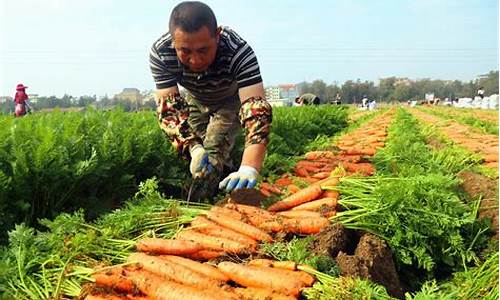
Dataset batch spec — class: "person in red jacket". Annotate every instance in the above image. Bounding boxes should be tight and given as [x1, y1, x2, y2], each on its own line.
[14, 84, 31, 117]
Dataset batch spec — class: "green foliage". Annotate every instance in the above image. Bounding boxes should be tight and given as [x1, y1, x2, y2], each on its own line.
[373, 108, 480, 176]
[302, 269, 393, 300]
[334, 175, 489, 283]
[0, 178, 203, 300]
[406, 252, 499, 300]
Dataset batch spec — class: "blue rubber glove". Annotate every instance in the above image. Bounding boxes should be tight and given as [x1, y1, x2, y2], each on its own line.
[219, 165, 258, 192]
[189, 144, 213, 178]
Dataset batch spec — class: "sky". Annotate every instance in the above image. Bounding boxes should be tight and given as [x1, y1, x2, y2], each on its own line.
[0, 0, 498, 97]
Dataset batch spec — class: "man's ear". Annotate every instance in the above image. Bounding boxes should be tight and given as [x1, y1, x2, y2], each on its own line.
[216, 26, 222, 42]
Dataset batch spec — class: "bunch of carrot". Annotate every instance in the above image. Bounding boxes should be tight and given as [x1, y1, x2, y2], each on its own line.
[86, 252, 316, 299]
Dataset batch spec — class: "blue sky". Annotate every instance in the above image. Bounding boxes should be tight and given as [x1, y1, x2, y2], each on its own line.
[1, 0, 498, 97]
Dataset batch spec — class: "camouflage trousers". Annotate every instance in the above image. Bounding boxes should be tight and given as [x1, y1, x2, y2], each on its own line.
[186, 93, 242, 175]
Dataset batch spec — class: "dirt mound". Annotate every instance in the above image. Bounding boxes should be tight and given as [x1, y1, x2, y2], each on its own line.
[458, 171, 499, 239]
[336, 234, 404, 299]
[309, 223, 353, 257]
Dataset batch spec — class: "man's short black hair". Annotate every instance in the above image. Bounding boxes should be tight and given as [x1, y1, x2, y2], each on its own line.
[169, 1, 217, 37]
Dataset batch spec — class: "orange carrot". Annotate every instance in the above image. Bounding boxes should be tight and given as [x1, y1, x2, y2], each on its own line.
[291, 197, 337, 211]
[247, 259, 297, 271]
[311, 172, 331, 179]
[274, 177, 294, 186]
[85, 294, 143, 300]
[190, 216, 258, 247]
[281, 217, 330, 235]
[204, 211, 273, 242]
[136, 238, 202, 255]
[304, 151, 335, 160]
[260, 188, 272, 197]
[323, 210, 337, 218]
[277, 210, 322, 219]
[341, 162, 375, 176]
[160, 255, 229, 282]
[176, 229, 250, 253]
[227, 203, 275, 221]
[127, 253, 224, 288]
[232, 287, 297, 300]
[267, 185, 323, 212]
[287, 184, 301, 194]
[217, 262, 305, 296]
[185, 250, 222, 261]
[210, 206, 244, 220]
[343, 148, 376, 156]
[260, 182, 282, 194]
[322, 190, 339, 199]
[92, 270, 136, 293]
[294, 167, 309, 178]
[125, 269, 234, 300]
[318, 177, 340, 188]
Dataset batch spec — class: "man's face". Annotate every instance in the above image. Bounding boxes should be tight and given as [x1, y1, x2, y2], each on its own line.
[173, 26, 220, 73]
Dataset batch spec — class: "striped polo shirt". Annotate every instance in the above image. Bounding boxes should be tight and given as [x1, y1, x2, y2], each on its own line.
[149, 27, 262, 103]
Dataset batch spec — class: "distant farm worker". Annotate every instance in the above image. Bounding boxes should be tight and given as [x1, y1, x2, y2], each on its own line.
[477, 86, 485, 99]
[298, 93, 321, 105]
[14, 83, 32, 118]
[149, 1, 272, 201]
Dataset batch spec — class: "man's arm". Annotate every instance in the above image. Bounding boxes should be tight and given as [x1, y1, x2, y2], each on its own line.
[238, 82, 272, 172]
[156, 86, 203, 157]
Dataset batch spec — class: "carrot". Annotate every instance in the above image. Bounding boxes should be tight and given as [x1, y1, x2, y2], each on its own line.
[483, 153, 498, 162]
[304, 151, 335, 160]
[281, 217, 330, 235]
[136, 238, 202, 255]
[204, 211, 273, 242]
[287, 184, 301, 194]
[232, 287, 297, 300]
[291, 197, 337, 211]
[85, 294, 141, 300]
[127, 253, 224, 288]
[343, 148, 376, 156]
[176, 229, 250, 253]
[318, 177, 340, 188]
[260, 182, 282, 194]
[185, 250, 222, 261]
[277, 210, 322, 219]
[227, 203, 276, 221]
[210, 206, 244, 220]
[301, 177, 320, 184]
[294, 167, 309, 178]
[311, 172, 331, 179]
[125, 269, 233, 300]
[248, 259, 297, 271]
[92, 269, 136, 293]
[323, 210, 337, 218]
[191, 216, 258, 247]
[274, 177, 294, 186]
[257, 219, 285, 233]
[260, 187, 272, 197]
[217, 262, 305, 296]
[160, 255, 229, 282]
[341, 162, 375, 176]
[322, 190, 339, 199]
[267, 185, 323, 212]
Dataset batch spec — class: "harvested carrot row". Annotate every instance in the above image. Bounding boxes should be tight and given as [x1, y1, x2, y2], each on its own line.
[176, 229, 250, 254]
[294, 167, 310, 178]
[304, 151, 335, 160]
[290, 197, 337, 211]
[136, 238, 202, 255]
[204, 211, 273, 242]
[267, 185, 323, 212]
[217, 262, 305, 296]
[125, 269, 232, 300]
[160, 255, 229, 282]
[190, 216, 258, 248]
[127, 252, 224, 288]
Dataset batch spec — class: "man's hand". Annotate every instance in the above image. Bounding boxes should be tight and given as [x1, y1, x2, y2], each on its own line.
[219, 165, 258, 191]
[189, 145, 213, 178]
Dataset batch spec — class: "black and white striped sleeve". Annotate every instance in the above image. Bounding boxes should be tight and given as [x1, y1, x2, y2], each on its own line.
[232, 43, 263, 88]
[149, 45, 178, 89]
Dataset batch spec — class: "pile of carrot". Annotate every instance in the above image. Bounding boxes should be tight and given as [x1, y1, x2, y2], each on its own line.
[85, 250, 316, 299]
[260, 111, 394, 217]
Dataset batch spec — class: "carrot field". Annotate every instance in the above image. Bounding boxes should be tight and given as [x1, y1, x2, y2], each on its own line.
[0, 105, 498, 300]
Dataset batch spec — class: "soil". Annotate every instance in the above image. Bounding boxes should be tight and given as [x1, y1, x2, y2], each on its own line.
[458, 171, 499, 239]
[426, 136, 445, 150]
[217, 188, 266, 207]
[336, 234, 404, 299]
[309, 223, 355, 257]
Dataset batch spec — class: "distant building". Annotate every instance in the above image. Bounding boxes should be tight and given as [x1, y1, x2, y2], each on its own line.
[28, 94, 39, 103]
[115, 88, 142, 103]
[394, 78, 411, 86]
[264, 84, 299, 106]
